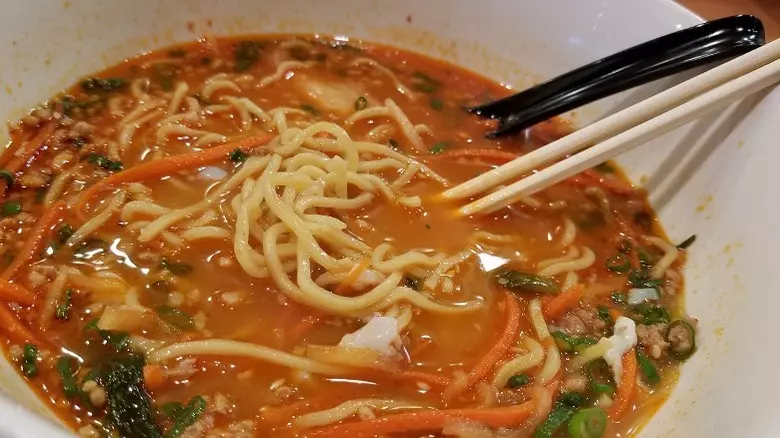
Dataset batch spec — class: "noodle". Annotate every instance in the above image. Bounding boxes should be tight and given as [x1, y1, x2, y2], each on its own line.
[292, 399, 427, 429]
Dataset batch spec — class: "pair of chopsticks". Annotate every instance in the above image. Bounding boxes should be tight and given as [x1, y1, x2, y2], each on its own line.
[443, 38, 780, 216]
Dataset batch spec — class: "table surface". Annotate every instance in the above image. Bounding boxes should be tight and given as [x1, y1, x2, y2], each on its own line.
[678, 0, 779, 39]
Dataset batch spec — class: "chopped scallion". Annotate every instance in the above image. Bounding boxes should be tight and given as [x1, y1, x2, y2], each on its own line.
[428, 141, 449, 154]
[0, 169, 14, 188]
[55, 289, 73, 320]
[567, 407, 607, 438]
[155, 305, 195, 330]
[496, 270, 559, 294]
[1, 201, 21, 217]
[507, 373, 530, 388]
[21, 343, 38, 377]
[229, 148, 248, 163]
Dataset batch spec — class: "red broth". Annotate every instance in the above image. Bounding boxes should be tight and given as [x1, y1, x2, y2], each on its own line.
[0, 35, 694, 438]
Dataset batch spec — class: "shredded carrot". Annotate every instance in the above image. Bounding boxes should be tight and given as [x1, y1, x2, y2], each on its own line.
[0, 124, 56, 199]
[143, 364, 166, 391]
[542, 283, 585, 320]
[0, 304, 38, 345]
[335, 256, 371, 294]
[608, 348, 638, 421]
[0, 279, 36, 306]
[463, 291, 521, 389]
[74, 134, 272, 220]
[438, 148, 519, 165]
[305, 401, 535, 438]
[1, 201, 68, 281]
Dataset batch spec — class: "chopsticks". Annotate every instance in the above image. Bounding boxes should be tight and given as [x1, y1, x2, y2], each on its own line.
[443, 38, 780, 216]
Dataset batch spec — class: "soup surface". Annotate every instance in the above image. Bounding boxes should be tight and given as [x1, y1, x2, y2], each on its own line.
[0, 35, 696, 438]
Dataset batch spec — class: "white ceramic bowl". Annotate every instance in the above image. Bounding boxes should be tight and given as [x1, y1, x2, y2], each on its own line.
[0, 1, 777, 436]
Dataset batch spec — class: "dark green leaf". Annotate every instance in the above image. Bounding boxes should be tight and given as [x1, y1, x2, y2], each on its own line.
[636, 350, 660, 385]
[534, 403, 577, 438]
[0, 170, 14, 188]
[300, 104, 320, 115]
[597, 306, 611, 327]
[55, 289, 73, 320]
[429, 98, 444, 111]
[161, 402, 184, 419]
[87, 153, 123, 172]
[234, 41, 262, 72]
[354, 96, 368, 111]
[506, 374, 530, 389]
[81, 78, 126, 93]
[165, 396, 206, 438]
[229, 148, 248, 163]
[604, 253, 630, 273]
[403, 276, 421, 291]
[428, 141, 449, 155]
[22, 343, 38, 377]
[677, 234, 697, 250]
[155, 305, 195, 330]
[159, 258, 192, 276]
[610, 291, 627, 305]
[154, 63, 178, 92]
[101, 354, 164, 438]
[1, 201, 21, 217]
[552, 331, 597, 352]
[84, 318, 130, 351]
[632, 304, 671, 325]
[57, 224, 74, 244]
[56, 356, 80, 398]
[495, 270, 559, 294]
[411, 72, 442, 93]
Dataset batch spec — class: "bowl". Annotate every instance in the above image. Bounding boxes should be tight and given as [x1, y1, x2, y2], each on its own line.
[0, 1, 777, 436]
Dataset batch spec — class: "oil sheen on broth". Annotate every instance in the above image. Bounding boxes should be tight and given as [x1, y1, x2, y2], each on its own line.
[0, 35, 696, 438]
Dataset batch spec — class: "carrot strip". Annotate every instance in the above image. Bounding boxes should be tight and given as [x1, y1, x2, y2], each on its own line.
[463, 291, 521, 389]
[74, 135, 272, 220]
[608, 348, 638, 421]
[0, 124, 56, 199]
[0, 304, 38, 345]
[568, 169, 635, 196]
[335, 256, 370, 294]
[1, 201, 68, 280]
[0, 279, 36, 306]
[305, 401, 535, 438]
[143, 364, 166, 391]
[542, 283, 585, 320]
[438, 148, 519, 165]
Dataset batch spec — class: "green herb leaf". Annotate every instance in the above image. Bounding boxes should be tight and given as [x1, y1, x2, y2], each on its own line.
[165, 396, 207, 438]
[22, 343, 38, 377]
[161, 402, 185, 418]
[552, 331, 597, 352]
[677, 234, 697, 250]
[354, 96, 368, 111]
[428, 141, 449, 155]
[604, 253, 630, 273]
[300, 104, 320, 115]
[229, 148, 248, 163]
[636, 350, 660, 385]
[597, 306, 611, 327]
[55, 289, 73, 320]
[159, 258, 193, 276]
[0, 170, 14, 188]
[87, 153, 123, 172]
[610, 291, 627, 305]
[429, 98, 444, 111]
[507, 374, 530, 389]
[155, 305, 195, 330]
[411, 72, 442, 93]
[1, 201, 21, 217]
[153, 63, 178, 92]
[101, 354, 164, 438]
[495, 270, 559, 294]
[81, 77, 126, 93]
[234, 41, 262, 72]
[632, 304, 671, 325]
[85, 319, 130, 351]
[56, 356, 80, 398]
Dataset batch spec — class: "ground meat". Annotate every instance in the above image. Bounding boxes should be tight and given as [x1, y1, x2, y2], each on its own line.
[559, 308, 607, 337]
[558, 313, 587, 335]
[205, 420, 256, 438]
[0, 213, 36, 253]
[636, 323, 670, 359]
[562, 373, 588, 393]
[27, 264, 58, 289]
[18, 169, 52, 188]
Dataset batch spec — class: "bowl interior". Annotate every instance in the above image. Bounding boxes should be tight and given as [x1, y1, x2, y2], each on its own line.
[1, 1, 777, 436]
